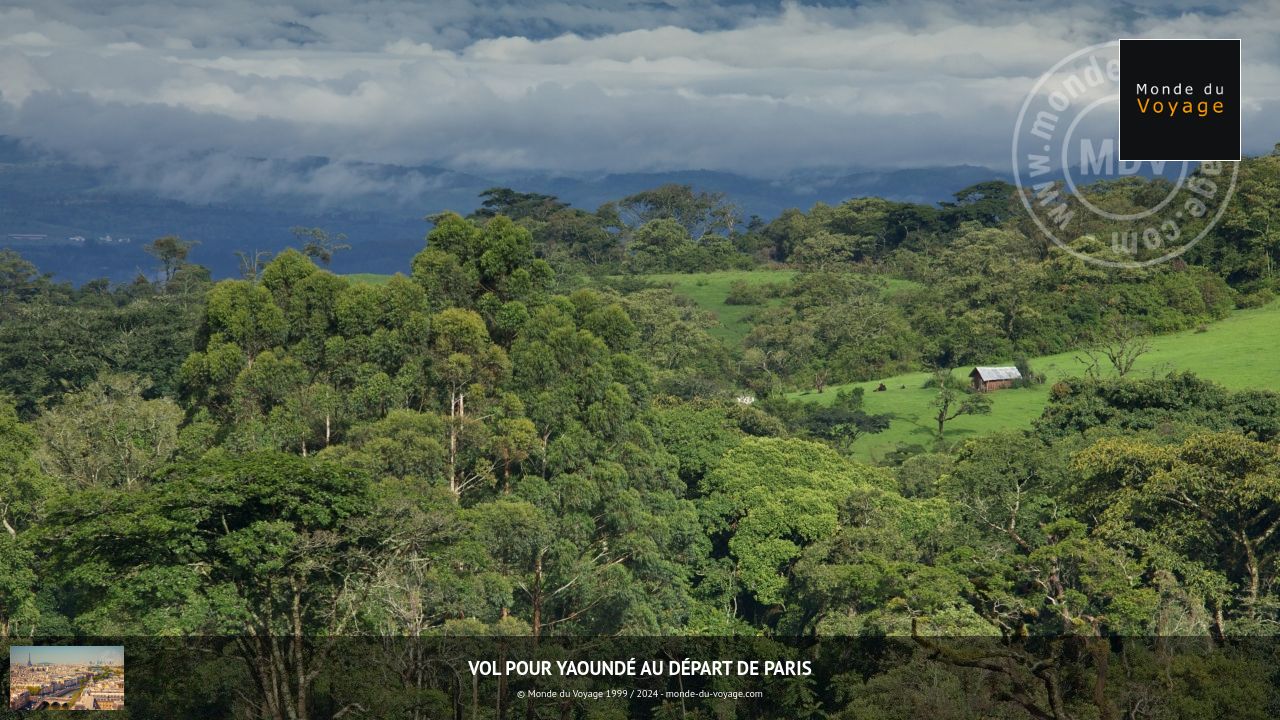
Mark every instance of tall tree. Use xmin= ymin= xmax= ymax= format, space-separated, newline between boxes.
xmin=1092 ymin=314 xmax=1153 ymax=378
xmin=0 ymin=249 xmax=45 ymax=307
xmin=291 ymin=227 xmax=351 ymax=267
xmin=470 ymin=187 xmax=568 ymax=222
xmin=428 ymin=308 xmax=511 ymax=499
xmin=701 ymin=437 xmax=894 ymax=612
xmin=413 ymin=212 xmax=553 ymax=313
xmin=0 ymin=394 xmax=52 ymax=639
xmin=0 ymin=397 xmax=49 ymax=539
xmin=36 ymin=374 xmax=183 ymax=489
xmin=615 ymin=184 xmax=738 ymax=238
xmin=1077 ymin=432 xmax=1280 ymax=631
xmin=144 ymin=235 xmax=198 ymax=282
xmin=47 ymin=452 xmax=378 ymax=720
xmin=201 ymin=279 xmax=288 ymax=363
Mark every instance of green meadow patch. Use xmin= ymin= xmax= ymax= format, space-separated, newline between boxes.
xmin=794 ymin=300 xmax=1280 ymax=463
xmin=637 ymin=270 xmax=919 ymax=344
xmin=638 ymin=270 xmax=795 ymax=343
xmin=345 ymin=272 xmax=395 ymax=285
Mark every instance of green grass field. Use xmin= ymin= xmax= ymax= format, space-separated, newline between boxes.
xmin=792 ymin=300 xmax=1280 ymax=463
xmin=639 ymin=270 xmax=919 ymax=344
xmin=639 ymin=270 xmax=796 ymax=343
xmin=345 ymin=272 xmax=395 ymax=285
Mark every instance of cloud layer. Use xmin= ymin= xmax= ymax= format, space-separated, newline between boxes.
xmin=2 ymin=0 xmax=1279 ymax=198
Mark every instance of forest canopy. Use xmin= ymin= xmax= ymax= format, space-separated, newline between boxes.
xmin=4 ymin=157 xmax=1280 ymax=719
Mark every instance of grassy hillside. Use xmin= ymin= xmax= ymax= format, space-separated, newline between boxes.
xmin=792 ymin=300 xmax=1280 ymax=463
xmin=639 ymin=270 xmax=920 ymax=344
xmin=639 ymin=270 xmax=796 ymax=343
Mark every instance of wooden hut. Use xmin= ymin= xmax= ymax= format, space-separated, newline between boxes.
xmin=969 ymin=366 xmax=1022 ymax=392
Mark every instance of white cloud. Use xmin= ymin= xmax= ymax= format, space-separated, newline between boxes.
xmin=0 ymin=0 xmax=1276 ymax=196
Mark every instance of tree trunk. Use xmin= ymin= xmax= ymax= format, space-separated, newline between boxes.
xmin=448 ymin=391 xmax=466 ymax=498
xmin=292 ymin=582 xmax=308 ymax=720
xmin=1212 ymin=602 xmax=1226 ymax=645
xmin=1241 ymin=532 xmax=1261 ymax=611
xmin=531 ymin=552 xmax=544 ymax=639
xmin=1088 ymin=638 xmax=1117 ymax=720
xmin=449 ymin=396 xmax=459 ymax=497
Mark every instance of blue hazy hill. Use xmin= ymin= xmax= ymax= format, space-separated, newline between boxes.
xmin=0 ymin=138 xmax=1006 ymax=283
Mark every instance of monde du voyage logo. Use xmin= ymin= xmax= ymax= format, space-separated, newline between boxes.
xmin=1013 ymin=39 xmax=1241 ymax=268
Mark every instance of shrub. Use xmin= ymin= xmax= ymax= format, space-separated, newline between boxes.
xmin=725 ymin=280 xmax=767 ymax=305
xmin=1014 ymin=356 xmax=1045 ymax=387
xmin=1238 ymin=288 xmax=1276 ymax=309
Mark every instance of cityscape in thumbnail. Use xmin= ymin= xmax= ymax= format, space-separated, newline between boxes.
xmin=8 ymin=646 xmax=124 ymax=711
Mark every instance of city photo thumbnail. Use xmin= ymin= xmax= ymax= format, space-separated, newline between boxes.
xmin=8 ymin=646 xmax=124 ymax=711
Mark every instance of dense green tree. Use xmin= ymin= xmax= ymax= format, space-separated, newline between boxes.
xmin=741 ymin=272 xmax=917 ymax=389
xmin=202 ymin=279 xmax=287 ymax=362
xmin=0 ymin=398 xmax=48 ymax=535
xmin=797 ymin=389 xmax=892 ymax=452
xmin=0 ymin=283 xmax=201 ymax=418
xmin=626 ymin=218 xmax=694 ymax=273
xmin=1037 ymin=372 xmax=1280 ymax=442
xmin=652 ymin=403 xmax=744 ymax=490
xmin=939 ymin=181 xmax=1017 ymax=227
xmin=413 ymin=212 xmax=553 ymax=313
xmin=783 ymin=483 xmax=973 ymax=636
xmin=46 ymin=452 xmax=378 ymax=718
xmin=429 ymin=308 xmax=512 ymax=498
xmin=926 ymin=433 xmax=1167 ymax=719
xmin=35 ymin=374 xmax=183 ymax=489
xmin=700 ymin=437 xmax=894 ymax=610
xmin=617 ymin=288 xmax=734 ymax=396
xmin=792 ymin=230 xmax=866 ymax=270
xmin=0 ymin=529 xmax=38 ymax=639
xmin=0 ymin=249 xmax=46 ymax=307
xmin=533 ymin=207 xmax=619 ymax=266
xmin=1191 ymin=151 xmax=1280 ymax=286
xmin=0 ymin=398 xmax=50 ymax=639
xmin=760 ymin=207 xmax=813 ymax=261
xmin=1077 ymin=432 xmax=1280 ymax=632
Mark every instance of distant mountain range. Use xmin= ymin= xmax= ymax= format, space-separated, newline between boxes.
xmin=0 ymin=136 xmax=1006 ymax=283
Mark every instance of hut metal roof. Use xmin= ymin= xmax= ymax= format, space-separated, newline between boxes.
xmin=971 ymin=366 xmax=1022 ymax=381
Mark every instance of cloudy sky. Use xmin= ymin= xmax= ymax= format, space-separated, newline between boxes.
xmin=2 ymin=0 xmax=1279 ymax=187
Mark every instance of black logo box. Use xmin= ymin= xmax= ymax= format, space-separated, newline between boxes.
xmin=1119 ymin=38 xmax=1241 ymax=161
